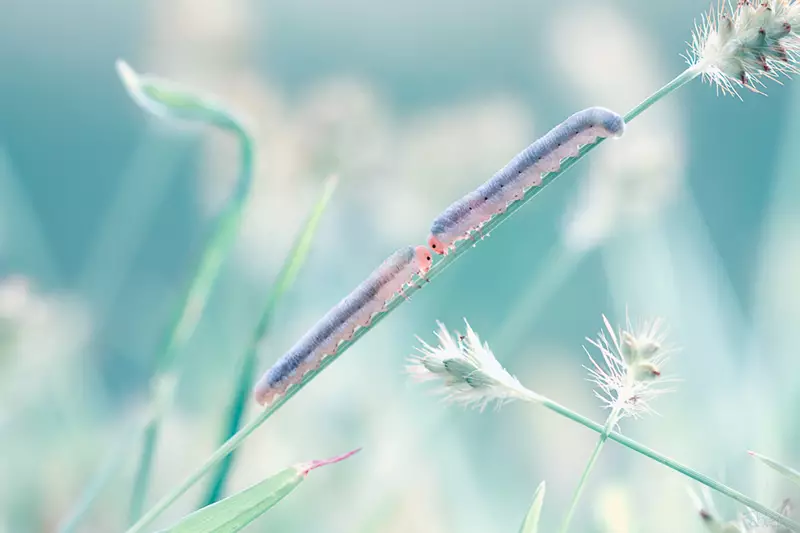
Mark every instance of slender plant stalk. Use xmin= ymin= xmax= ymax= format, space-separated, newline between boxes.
xmin=535 ymin=396 xmax=800 ymax=532
xmin=126 ymin=67 xmax=712 ymax=533
xmin=128 ymin=129 xmax=254 ymax=523
xmin=558 ymin=407 xmax=621 ymax=533
xmin=202 ymin=176 xmax=339 ymax=506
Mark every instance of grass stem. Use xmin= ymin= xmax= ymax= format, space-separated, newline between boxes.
xmin=536 ymin=397 xmax=800 ymax=532
xmin=558 ymin=408 xmax=620 ymax=533
xmin=128 ymin=129 xmax=254 ymax=524
xmin=201 ymin=176 xmax=338 ymax=506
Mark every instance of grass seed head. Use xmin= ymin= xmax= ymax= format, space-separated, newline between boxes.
xmin=585 ymin=314 xmax=675 ymax=422
xmin=688 ymin=1 xmax=800 ymax=96
xmin=408 ymin=320 xmax=539 ymax=410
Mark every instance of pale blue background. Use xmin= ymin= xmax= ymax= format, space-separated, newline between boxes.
xmin=1 ymin=0 xmax=798 ymax=531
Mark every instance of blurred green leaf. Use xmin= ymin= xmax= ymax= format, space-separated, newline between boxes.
xmin=203 ymin=174 xmax=339 ymax=505
xmin=117 ymin=58 xmax=256 ymax=524
xmin=519 ymin=481 xmax=546 ymax=533
xmin=116 ymin=60 xmax=242 ymax=132
xmin=749 ymin=451 xmax=800 ymax=487
xmin=163 ymin=450 xmax=359 ymax=533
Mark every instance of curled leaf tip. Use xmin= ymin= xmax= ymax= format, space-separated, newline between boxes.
xmin=114 ymin=59 xmax=243 ymax=132
xmin=299 ymin=448 xmax=361 ymax=476
xmin=115 ymin=59 xmax=138 ymax=91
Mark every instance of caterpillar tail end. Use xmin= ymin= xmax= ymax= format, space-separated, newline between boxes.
xmin=252 ymin=376 xmax=276 ymax=406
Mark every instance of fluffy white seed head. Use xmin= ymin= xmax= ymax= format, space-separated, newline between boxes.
xmin=584 ymin=314 xmax=675 ymax=422
xmin=408 ymin=320 xmax=539 ymax=410
xmin=688 ymin=1 xmax=800 ymax=97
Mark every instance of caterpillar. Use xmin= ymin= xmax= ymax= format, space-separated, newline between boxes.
xmin=254 ymin=245 xmax=433 ymax=405
xmin=427 ymin=107 xmax=625 ymax=254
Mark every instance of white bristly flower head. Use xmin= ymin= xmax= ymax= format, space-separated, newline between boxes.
xmin=688 ymin=0 xmax=800 ymax=96
xmin=408 ymin=320 xmax=540 ymax=410
xmin=584 ymin=314 xmax=675 ymax=422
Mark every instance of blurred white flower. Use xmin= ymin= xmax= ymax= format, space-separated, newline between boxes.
xmin=408 ymin=320 xmax=538 ymax=410
xmin=0 ymin=276 xmax=45 ymax=325
xmin=549 ymin=4 xmax=685 ymax=251
xmin=0 ymin=276 xmax=49 ymax=357
xmin=594 ymin=484 xmax=635 ymax=533
xmin=0 ymin=276 xmax=91 ymax=403
xmin=688 ymin=0 xmax=800 ymax=97
xmin=584 ymin=314 xmax=674 ymax=422
xmin=145 ymin=0 xmax=253 ymax=77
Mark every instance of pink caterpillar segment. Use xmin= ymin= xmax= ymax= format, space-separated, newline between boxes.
xmin=254 ymin=245 xmax=433 ymax=406
xmin=428 ymin=108 xmax=625 ymax=254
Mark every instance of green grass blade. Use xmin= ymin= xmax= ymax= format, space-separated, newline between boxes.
xmin=118 ymin=60 xmax=256 ymax=524
xmin=519 ymin=481 xmax=546 ymax=533
xmin=126 ymin=68 xmax=701 ymax=533
xmin=116 ymin=61 xmax=243 ymax=132
xmin=163 ymin=450 xmax=358 ymax=533
xmin=749 ymin=451 xmax=800 ymax=488
xmin=202 ymin=175 xmax=339 ymax=505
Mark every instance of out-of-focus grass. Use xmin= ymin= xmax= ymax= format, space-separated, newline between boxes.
xmin=203 ymin=174 xmax=338 ymax=505
xmin=749 ymin=451 xmax=800 ymax=488
xmin=519 ymin=481 xmax=546 ymax=533
xmin=115 ymin=61 xmax=257 ymax=523
xmin=166 ymin=449 xmax=358 ymax=533
xmin=0 ymin=150 xmax=60 ymax=285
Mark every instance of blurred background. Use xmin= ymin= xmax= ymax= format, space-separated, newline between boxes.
xmin=1 ymin=0 xmax=799 ymax=531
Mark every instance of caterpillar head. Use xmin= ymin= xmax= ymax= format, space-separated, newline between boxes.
xmin=427 ymin=235 xmax=447 ymax=255
xmin=414 ymin=245 xmax=433 ymax=273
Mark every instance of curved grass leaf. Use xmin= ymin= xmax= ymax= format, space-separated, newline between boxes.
xmin=116 ymin=61 xmax=243 ymax=133
xmin=519 ymin=481 xmax=546 ymax=533
xmin=117 ymin=60 xmax=256 ymax=523
xmin=749 ymin=450 xmax=800 ymax=487
xmin=203 ymin=175 xmax=339 ymax=505
xmin=162 ymin=449 xmax=359 ymax=533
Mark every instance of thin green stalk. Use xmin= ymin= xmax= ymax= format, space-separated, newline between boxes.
xmin=128 ymin=130 xmax=254 ymax=523
xmin=126 ymin=68 xmax=703 ymax=532
xmin=558 ymin=408 xmax=621 ymax=533
xmin=202 ymin=176 xmax=339 ymax=506
xmin=536 ymin=397 xmax=800 ymax=532
xmin=129 ymin=421 xmax=158 ymax=524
